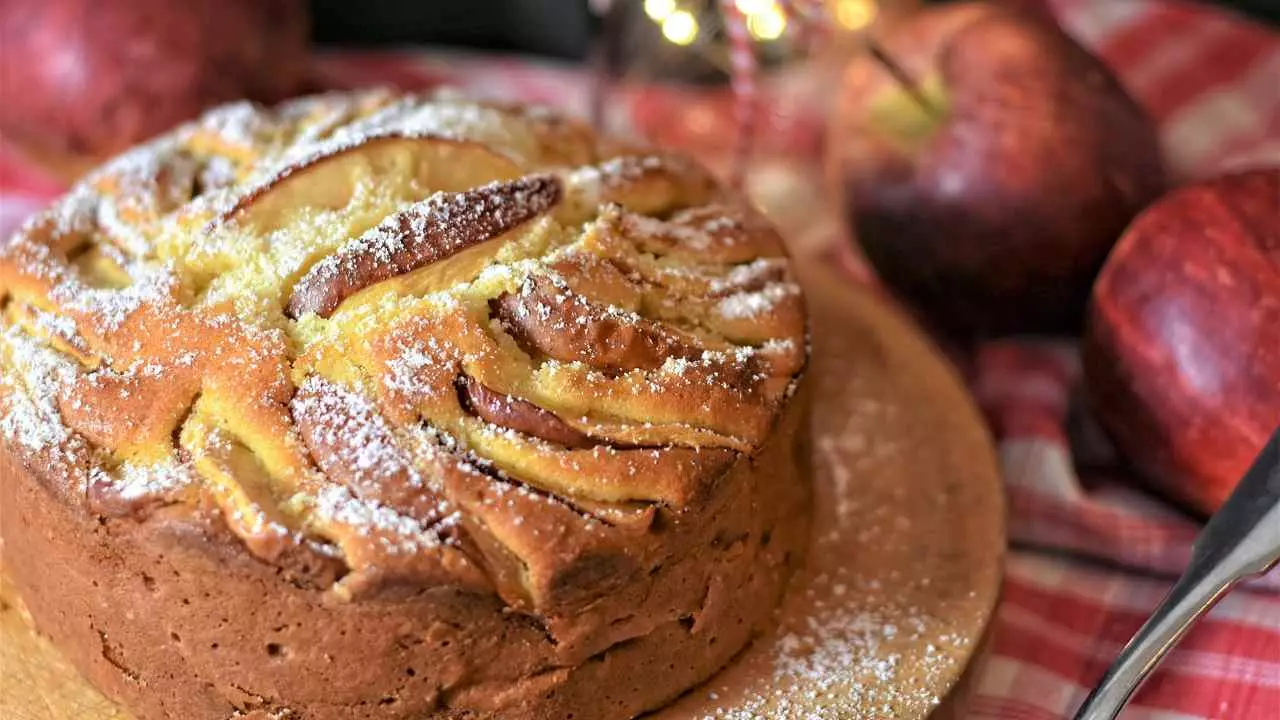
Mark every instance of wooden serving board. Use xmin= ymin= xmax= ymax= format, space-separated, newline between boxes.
xmin=0 ymin=252 xmax=1005 ymax=719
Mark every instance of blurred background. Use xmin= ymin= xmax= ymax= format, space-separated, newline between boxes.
xmin=1 ymin=0 xmax=1274 ymax=176
xmin=0 ymin=1 xmax=1278 ymax=717
xmin=313 ymin=0 xmax=1273 ymax=55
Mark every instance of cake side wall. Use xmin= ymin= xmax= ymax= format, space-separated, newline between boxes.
xmin=0 ymin=373 xmax=811 ymax=720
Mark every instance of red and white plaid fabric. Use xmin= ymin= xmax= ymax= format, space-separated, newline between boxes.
xmin=1 ymin=0 xmax=1276 ymax=716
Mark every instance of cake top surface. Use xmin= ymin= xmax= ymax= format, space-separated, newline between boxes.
xmin=0 ymin=90 xmax=807 ymax=606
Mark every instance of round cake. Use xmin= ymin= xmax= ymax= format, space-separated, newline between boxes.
xmin=0 ymin=91 xmax=811 ymax=720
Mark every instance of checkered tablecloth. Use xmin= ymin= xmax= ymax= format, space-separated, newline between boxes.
xmin=1 ymin=0 xmax=1277 ymax=717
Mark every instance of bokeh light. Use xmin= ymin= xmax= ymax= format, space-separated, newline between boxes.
xmin=833 ymin=0 xmax=878 ymax=31
xmin=644 ymin=0 xmax=678 ymax=22
xmin=746 ymin=6 xmax=788 ymax=41
xmin=662 ymin=9 xmax=700 ymax=46
xmin=735 ymin=0 xmax=776 ymax=14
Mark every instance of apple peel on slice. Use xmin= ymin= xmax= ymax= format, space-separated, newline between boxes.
xmin=215 ymin=133 xmax=523 ymax=234
xmin=288 ymin=174 xmax=562 ymax=319
xmin=456 ymin=373 xmax=594 ymax=449
xmin=491 ymin=274 xmax=702 ymax=375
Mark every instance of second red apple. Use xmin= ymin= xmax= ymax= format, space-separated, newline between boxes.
xmin=831 ymin=2 xmax=1165 ymax=338
xmin=1084 ymin=167 xmax=1280 ymax=514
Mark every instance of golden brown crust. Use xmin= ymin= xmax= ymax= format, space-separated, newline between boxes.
xmin=0 ymin=90 xmax=810 ymax=719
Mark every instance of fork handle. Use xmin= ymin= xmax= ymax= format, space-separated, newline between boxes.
xmin=1072 ymin=427 xmax=1280 ymax=720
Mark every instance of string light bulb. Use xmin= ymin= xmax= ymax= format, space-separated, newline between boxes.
xmin=644 ymin=0 xmax=678 ymax=21
xmin=661 ymin=9 xmax=700 ymax=46
xmin=746 ymin=5 xmax=788 ymax=41
xmin=734 ymin=0 xmax=775 ymax=14
xmin=832 ymin=0 xmax=877 ymax=31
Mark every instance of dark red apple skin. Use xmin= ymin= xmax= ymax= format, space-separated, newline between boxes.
xmin=0 ymin=0 xmax=309 ymax=159
xmin=1083 ymin=168 xmax=1280 ymax=515
xmin=834 ymin=3 xmax=1166 ymax=338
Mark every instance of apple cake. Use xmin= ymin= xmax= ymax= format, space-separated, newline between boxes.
xmin=0 ymin=90 xmax=811 ymax=720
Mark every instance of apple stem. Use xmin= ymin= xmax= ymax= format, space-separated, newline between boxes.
xmin=865 ymin=38 xmax=942 ymax=119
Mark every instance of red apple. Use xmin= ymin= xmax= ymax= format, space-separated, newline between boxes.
xmin=0 ymin=0 xmax=309 ymax=163
xmin=831 ymin=2 xmax=1165 ymax=338
xmin=1084 ymin=167 xmax=1280 ymax=515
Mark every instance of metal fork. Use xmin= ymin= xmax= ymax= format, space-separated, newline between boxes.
xmin=1072 ymin=426 xmax=1280 ymax=720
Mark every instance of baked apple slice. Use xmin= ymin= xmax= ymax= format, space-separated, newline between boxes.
xmin=558 ymin=153 xmax=720 ymax=224
xmin=4 ymin=302 xmax=100 ymax=368
xmin=180 ymin=405 xmax=302 ymax=562
xmin=287 ymin=174 xmax=561 ymax=318
xmin=216 ymin=133 xmax=522 ymax=233
xmin=293 ymin=375 xmax=451 ymax=523
xmin=492 ymin=274 xmax=701 ymax=374
xmin=456 ymin=373 xmax=594 ymax=449
xmin=619 ymin=203 xmax=786 ymax=265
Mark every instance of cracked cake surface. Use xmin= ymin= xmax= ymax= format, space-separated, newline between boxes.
xmin=0 ymin=90 xmax=811 ymax=720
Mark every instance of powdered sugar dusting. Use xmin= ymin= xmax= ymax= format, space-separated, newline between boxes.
xmin=196 ymin=100 xmax=276 ymax=150
xmin=198 ymin=155 xmax=239 ymax=192
xmin=693 ymin=427 xmax=969 ymax=719
xmin=305 ymin=175 xmax=558 ymax=293
xmin=716 ymin=282 xmax=801 ymax=320
xmin=345 ymin=99 xmax=527 ymax=154
xmin=311 ymin=484 xmax=457 ymax=555
xmin=28 ymin=183 xmax=100 ymax=239
xmin=25 ymin=306 xmax=91 ymax=358
xmin=624 ymin=213 xmax=714 ymax=250
xmin=91 ymin=459 xmax=196 ymax=501
xmin=292 ymin=376 xmax=424 ymax=489
xmin=0 ymin=327 xmax=80 ymax=452
xmin=269 ymin=98 xmax=533 ymax=179
xmin=95 ymin=200 xmax=153 ymax=258
xmin=710 ymin=257 xmax=788 ymax=293
xmin=560 ymin=155 xmax=670 ymax=215
xmin=384 ymin=334 xmax=452 ymax=400
xmin=661 ymin=315 xmax=999 ymax=719
xmin=699 ymin=574 xmax=964 ymax=719
xmin=53 ymin=265 xmax=177 ymax=332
